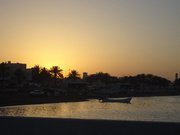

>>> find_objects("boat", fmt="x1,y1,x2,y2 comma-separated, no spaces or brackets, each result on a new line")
99,97,132,104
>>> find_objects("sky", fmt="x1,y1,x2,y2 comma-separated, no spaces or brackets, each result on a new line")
0,0,180,80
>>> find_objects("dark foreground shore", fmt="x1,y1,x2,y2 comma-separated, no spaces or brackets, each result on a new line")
0,116,180,135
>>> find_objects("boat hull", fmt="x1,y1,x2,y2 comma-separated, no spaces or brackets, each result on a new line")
99,97,132,103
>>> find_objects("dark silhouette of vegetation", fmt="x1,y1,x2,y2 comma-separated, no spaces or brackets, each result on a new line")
39,67,51,83
1,61,180,107
67,70,80,80
86,72,118,83
1,61,179,100
31,65,63,85
119,74,171,88
50,66,63,85
50,66,63,79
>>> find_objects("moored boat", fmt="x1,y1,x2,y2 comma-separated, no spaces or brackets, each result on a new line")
99,97,132,103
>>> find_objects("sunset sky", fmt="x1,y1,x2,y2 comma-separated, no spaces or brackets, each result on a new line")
0,0,180,80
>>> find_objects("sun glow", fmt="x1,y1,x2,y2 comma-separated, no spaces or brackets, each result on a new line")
0,0,180,80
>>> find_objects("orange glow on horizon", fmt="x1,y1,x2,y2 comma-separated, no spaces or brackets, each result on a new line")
0,0,180,81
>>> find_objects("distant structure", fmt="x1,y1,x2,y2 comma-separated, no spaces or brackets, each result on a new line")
175,73,178,81
1,61,32,83
83,72,88,79
26,68,32,81
6,61,26,72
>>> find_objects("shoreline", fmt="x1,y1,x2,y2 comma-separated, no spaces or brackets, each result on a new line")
0,116,180,135
0,91,180,107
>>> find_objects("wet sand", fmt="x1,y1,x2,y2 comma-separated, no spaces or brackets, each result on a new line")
0,116,180,135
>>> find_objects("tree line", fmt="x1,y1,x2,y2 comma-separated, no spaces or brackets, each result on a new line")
31,65,80,83
1,62,180,88
0,62,81,87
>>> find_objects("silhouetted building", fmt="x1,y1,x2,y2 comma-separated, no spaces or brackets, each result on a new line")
1,61,32,85
7,61,26,72
26,69,32,81
83,72,88,79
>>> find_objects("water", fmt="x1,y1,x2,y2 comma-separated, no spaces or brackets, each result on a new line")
0,96,180,122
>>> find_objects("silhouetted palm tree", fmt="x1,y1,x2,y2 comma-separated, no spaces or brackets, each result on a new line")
50,66,63,79
50,66,63,86
40,67,51,83
68,70,80,80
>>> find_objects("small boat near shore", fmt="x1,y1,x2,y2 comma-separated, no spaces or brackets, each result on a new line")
99,97,132,104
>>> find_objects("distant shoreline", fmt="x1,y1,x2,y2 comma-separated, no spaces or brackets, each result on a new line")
0,91,180,107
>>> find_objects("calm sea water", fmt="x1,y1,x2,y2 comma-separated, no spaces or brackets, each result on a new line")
0,96,180,122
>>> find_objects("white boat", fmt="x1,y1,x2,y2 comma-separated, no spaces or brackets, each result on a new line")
99,97,132,103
